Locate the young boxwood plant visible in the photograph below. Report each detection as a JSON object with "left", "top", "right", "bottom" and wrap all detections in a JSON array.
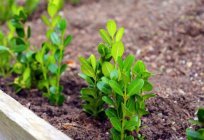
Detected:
[
  {"left": 100, "top": 56, "right": 154, "bottom": 140},
  {"left": 79, "top": 20, "right": 124, "bottom": 117},
  {"left": 0, "top": 13, "right": 16, "bottom": 76},
  {"left": 9, "top": 11, "right": 36, "bottom": 92},
  {"left": 186, "top": 108, "right": 204, "bottom": 140},
  {"left": 37, "top": 0, "right": 72, "bottom": 105},
  {"left": 80, "top": 20, "right": 155, "bottom": 139}
]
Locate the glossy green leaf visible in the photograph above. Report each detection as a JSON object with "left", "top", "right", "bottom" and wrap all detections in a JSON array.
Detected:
[
  {"left": 133, "top": 60, "right": 146, "bottom": 74},
  {"left": 115, "top": 27, "right": 125, "bottom": 42},
  {"left": 123, "top": 55, "right": 135, "bottom": 71},
  {"left": 60, "top": 64, "right": 67, "bottom": 74},
  {"left": 125, "top": 135, "right": 134, "bottom": 140},
  {"left": 81, "top": 88, "right": 96, "bottom": 98},
  {"left": 102, "top": 96, "right": 114, "bottom": 106},
  {"left": 99, "top": 29, "right": 111, "bottom": 44},
  {"left": 110, "top": 128, "right": 120, "bottom": 140},
  {"left": 0, "top": 46, "right": 10, "bottom": 52},
  {"left": 102, "top": 62, "right": 114, "bottom": 77},
  {"left": 109, "top": 80, "right": 123, "bottom": 96},
  {"left": 186, "top": 128, "right": 204, "bottom": 140},
  {"left": 57, "top": 19, "right": 67, "bottom": 32},
  {"left": 16, "top": 27, "right": 25, "bottom": 38},
  {"left": 48, "top": 63, "right": 58, "bottom": 74},
  {"left": 12, "top": 44, "right": 27, "bottom": 53},
  {"left": 110, "top": 69, "right": 119, "bottom": 80},
  {"left": 110, "top": 117, "right": 122, "bottom": 132},
  {"left": 64, "top": 35, "right": 72, "bottom": 46},
  {"left": 41, "top": 15, "right": 50, "bottom": 25},
  {"left": 48, "top": 3, "right": 58, "bottom": 17},
  {"left": 124, "top": 117, "right": 138, "bottom": 131},
  {"left": 111, "top": 41, "right": 124, "bottom": 62},
  {"left": 50, "top": 32, "right": 60, "bottom": 45},
  {"left": 79, "top": 57, "right": 95, "bottom": 78},
  {"left": 97, "top": 81, "right": 111, "bottom": 94},
  {"left": 98, "top": 43, "right": 106, "bottom": 56},
  {"left": 78, "top": 73, "right": 94, "bottom": 85},
  {"left": 105, "top": 108, "right": 117, "bottom": 118},
  {"left": 106, "top": 20, "right": 117, "bottom": 38},
  {"left": 143, "top": 93, "right": 155, "bottom": 100},
  {"left": 127, "top": 79, "right": 144, "bottom": 97},
  {"left": 197, "top": 108, "right": 204, "bottom": 122},
  {"left": 142, "top": 81, "right": 153, "bottom": 91},
  {"left": 122, "top": 103, "right": 133, "bottom": 116},
  {"left": 89, "top": 54, "right": 96, "bottom": 71}
]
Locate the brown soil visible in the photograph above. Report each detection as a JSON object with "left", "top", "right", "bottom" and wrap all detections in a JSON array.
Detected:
[{"left": 1, "top": 0, "right": 204, "bottom": 140}]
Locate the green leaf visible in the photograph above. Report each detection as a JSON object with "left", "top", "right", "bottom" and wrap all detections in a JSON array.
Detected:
[
  {"left": 123, "top": 55, "right": 135, "bottom": 71},
  {"left": 101, "top": 77, "right": 110, "bottom": 84},
  {"left": 16, "top": 27, "right": 25, "bottom": 38},
  {"left": 12, "top": 44, "right": 27, "bottom": 53},
  {"left": 89, "top": 54, "right": 96, "bottom": 71},
  {"left": 197, "top": 108, "right": 204, "bottom": 122},
  {"left": 124, "top": 117, "right": 138, "bottom": 131},
  {"left": 97, "top": 81, "right": 111, "bottom": 94},
  {"left": 117, "top": 56, "right": 123, "bottom": 70},
  {"left": 50, "top": 32, "right": 60, "bottom": 45},
  {"left": 99, "top": 29, "right": 111, "bottom": 44},
  {"left": 141, "top": 71, "right": 152, "bottom": 79},
  {"left": 57, "top": 19, "right": 67, "bottom": 32},
  {"left": 48, "top": 63, "right": 58, "bottom": 74},
  {"left": 106, "top": 20, "right": 117, "bottom": 38},
  {"left": 81, "top": 88, "right": 96, "bottom": 98},
  {"left": 110, "top": 69, "right": 119, "bottom": 80},
  {"left": 78, "top": 73, "right": 94, "bottom": 85},
  {"left": 41, "top": 15, "right": 50, "bottom": 25},
  {"left": 54, "top": 49, "right": 60, "bottom": 61},
  {"left": 110, "top": 117, "right": 122, "bottom": 132},
  {"left": 122, "top": 103, "right": 133, "bottom": 116},
  {"left": 102, "top": 62, "right": 114, "bottom": 77},
  {"left": 142, "top": 81, "right": 153, "bottom": 91},
  {"left": 115, "top": 27, "right": 125, "bottom": 42},
  {"left": 79, "top": 57, "right": 95, "bottom": 79},
  {"left": 98, "top": 43, "right": 106, "bottom": 56},
  {"left": 60, "top": 64, "right": 67, "bottom": 74},
  {"left": 50, "top": 86, "right": 57, "bottom": 94},
  {"left": 110, "top": 128, "right": 121, "bottom": 140},
  {"left": 186, "top": 128, "right": 204, "bottom": 140},
  {"left": 127, "top": 98, "right": 136, "bottom": 113},
  {"left": 48, "top": 3, "right": 58, "bottom": 17},
  {"left": 13, "top": 62, "right": 24, "bottom": 74},
  {"left": 81, "top": 94, "right": 94, "bottom": 103},
  {"left": 105, "top": 108, "right": 117, "bottom": 118},
  {"left": 0, "top": 46, "right": 10, "bottom": 52},
  {"left": 127, "top": 79, "right": 144, "bottom": 97},
  {"left": 64, "top": 35, "right": 72, "bottom": 46},
  {"left": 143, "top": 93, "right": 155, "bottom": 100},
  {"left": 111, "top": 41, "right": 124, "bottom": 62},
  {"left": 102, "top": 96, "right": 114, "bottom": 106},
  {"left": 22, "top": 67, "right": 31, "bottom": 88},
  {"left": 109, "top": 80, "right": 123, "bottom": 96},
  {"left": 133, "top": 60, "right": 146, "bottom": 74},
  {"left": 125, "top": 135, "right": 134, "bottom": 140}
]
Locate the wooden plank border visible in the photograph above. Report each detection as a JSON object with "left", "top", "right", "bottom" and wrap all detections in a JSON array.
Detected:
[{"left": 0, "top": 90, "right": 72, "bottom": 140}]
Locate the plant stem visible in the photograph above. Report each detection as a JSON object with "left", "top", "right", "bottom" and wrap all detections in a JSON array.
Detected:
[
  {"left": 121, "top": 86, "right": 127, "bottom": 140},
  {"left": 42, "top": 63, "right": 50, "bottom": 95}
]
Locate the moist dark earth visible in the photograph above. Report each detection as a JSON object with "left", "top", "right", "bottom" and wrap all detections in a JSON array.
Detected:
[{"left": 1, "top": 0, "right": 204, "bottom": 139}]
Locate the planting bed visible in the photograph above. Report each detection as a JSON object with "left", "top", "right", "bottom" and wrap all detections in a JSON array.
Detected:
[{"left": 1, "top": 0, "right": 204, "bottom": 139}]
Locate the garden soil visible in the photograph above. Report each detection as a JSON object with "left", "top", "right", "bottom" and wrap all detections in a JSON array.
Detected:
[{"left": 1, "top": 0, "right": 204, "bottom": 139}]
